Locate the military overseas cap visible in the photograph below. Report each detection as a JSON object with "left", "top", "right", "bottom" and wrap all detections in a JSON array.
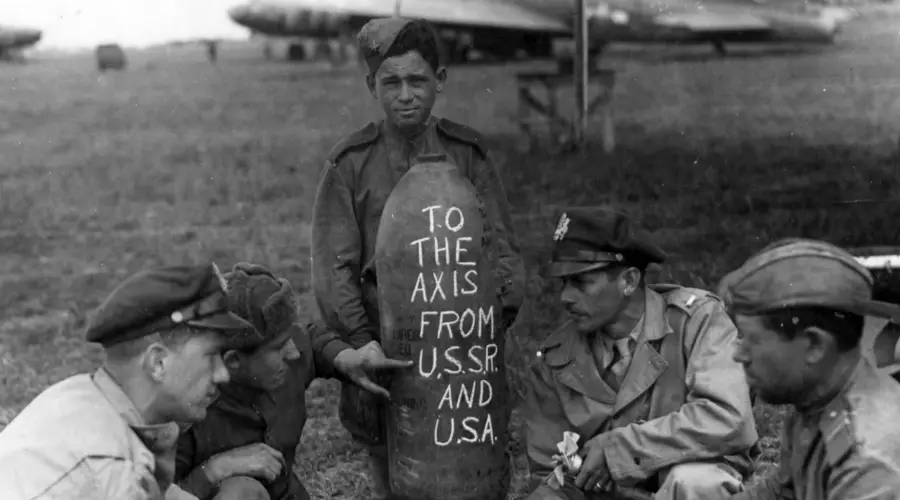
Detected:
[
  {"left": 357, "top": 17, "right": 433, "bottom": 74},
  {"left": 85, "top": 263, "right": 253, "bottom": 347},
  {"left": 545, "top": 206, "right": 667, "bottom": 278},
  {"left": 220, "top": 262, "right": 299, "bottom": 350},
  {"left": 717, "top": 238, "right": 900, "bottom": 322}
]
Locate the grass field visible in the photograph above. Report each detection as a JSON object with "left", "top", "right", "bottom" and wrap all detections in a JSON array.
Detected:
[{"left": 2, "top": 5, "right": 900, "bottom": 499}]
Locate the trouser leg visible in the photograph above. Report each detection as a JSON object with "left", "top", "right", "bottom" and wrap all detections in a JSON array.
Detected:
[
  {"left": 213, "top": 476, "right": 270, "bottom": 500},
  {"left": 654, "top": 462, "right": 744, "bottom": 500}
]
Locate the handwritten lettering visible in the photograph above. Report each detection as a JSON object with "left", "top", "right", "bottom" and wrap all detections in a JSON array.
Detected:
[{"left": 406, "top": 204, "right": 499, "bottom": 448}]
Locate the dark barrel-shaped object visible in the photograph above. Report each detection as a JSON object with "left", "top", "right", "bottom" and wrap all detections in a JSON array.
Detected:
[
  {"left": 851, "top": 246, "right": 900, "bottom": 380},
  {"left": 374, "top": 156, "right": 510, "bottom": 500},
  {"left": 96, "top": 43, "right": 127, "bottom": 71}
]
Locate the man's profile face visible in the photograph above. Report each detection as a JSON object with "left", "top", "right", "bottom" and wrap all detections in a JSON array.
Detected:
[
  {"left": 157, "top": 329, "right": 230, "bottom": 422},
  {"left": 368, "top": 50, "right": 446, "bottom": 132},
  {"left": 560, "top": 268, "right": 627, "bottom": 335},
  {"left": 732, "top": 314, "right": 811, "bottom": 406},
  {"left": 229, "top": 329, "right": 300, "bottom": 392}
]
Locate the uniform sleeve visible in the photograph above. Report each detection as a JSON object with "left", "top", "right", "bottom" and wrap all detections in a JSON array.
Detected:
[
  {"left": 0, "top": 453, "right": 160, "bottom": 500},
  {"left": 174, "top": 428, "right": 218, "bottom": 500},
  {"left": 470, "top": 152, "right": 526, "bottom": 322},
  {"left": 602, "top": 299, "right": 760, "bottom": 483},
  {"left": 824, "top": 452, "right": 900, "bottom": 500},
  {"left": 311, "top": 160, "right": 377, "bottom": 348},
  {"left": 303, "top": 322, "right": 353, "bottom": 386},
  {"left": 523, "top": 360, "right": 568, "bottom": 494}
]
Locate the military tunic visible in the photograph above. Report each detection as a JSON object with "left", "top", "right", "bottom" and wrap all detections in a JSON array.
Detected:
[
  {"left": 732, "top": 358, "right": 900, "bottom": 500},
  {"left": 523, "top": 285, "right": 759, "bottom": 498},
  {"left": 310, "top": 115, "right": 526, "bottom": 444},
  {"left": 174, "top": 324, "right": 351, "bottom": 500}
]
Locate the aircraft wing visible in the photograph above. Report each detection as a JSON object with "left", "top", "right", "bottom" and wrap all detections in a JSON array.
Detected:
[
  {"left": 651, "top": 10, "right": 773, "bottom": 31},
  {"left": 281, "top": 0, "right": 571, "bottom": 32}
]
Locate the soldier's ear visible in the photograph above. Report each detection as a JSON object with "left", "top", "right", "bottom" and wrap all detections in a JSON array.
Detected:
[
  {"left": 435, "top": 66, "right": 447, "bottom": 91},
  {"left": 222, "top": 349, "right": 242, "bottom": 370},
  {"left": 620, "top": 267, "right": 642, "bottom": 296},
  {"left": 801, "top": 326, "right": 832, "bottom": 364},
  {"left": 366, "top": 73, "right": 377, "bottom": 98},
  {"left": 144, "top": 343, "right": 170, "bottom": 382}
]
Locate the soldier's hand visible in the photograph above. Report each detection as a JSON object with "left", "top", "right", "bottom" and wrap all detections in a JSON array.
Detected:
[
  {"left": 207, "top": 443, "right": 285, "bottom": 483},
  {"left": 574, "top": 434, "right": 613, "bottom": 493},
  {"left": 333, "top": 341, "right": 414, "bottom": 399}
]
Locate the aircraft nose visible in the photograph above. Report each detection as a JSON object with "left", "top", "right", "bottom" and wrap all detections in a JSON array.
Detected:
[
  {"left": 228, "top": 4, "right": 252, "bottom": 23},
  {"left": 26, "top": 30, "right": 42, "bottom": 44}
]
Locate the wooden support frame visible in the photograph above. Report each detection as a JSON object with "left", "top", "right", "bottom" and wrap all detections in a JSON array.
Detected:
[
  {"left": 514, "top": 0, "right": 616, "bottom": 153},
  {"left": 515, "top": 67, "right": 616, "bottom": 153}
]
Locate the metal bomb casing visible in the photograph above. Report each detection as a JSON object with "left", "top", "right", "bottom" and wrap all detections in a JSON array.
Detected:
[{"left": 374, "top": 156, "right": 510, "bottom": 500}]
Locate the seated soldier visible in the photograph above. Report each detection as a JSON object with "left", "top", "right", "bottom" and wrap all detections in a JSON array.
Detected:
[
  {"left": 523, "top": 207, "right": 759, "bottom": 500},
  {"left": 174, "top": 263, "right": 413, "bottom": 500}
]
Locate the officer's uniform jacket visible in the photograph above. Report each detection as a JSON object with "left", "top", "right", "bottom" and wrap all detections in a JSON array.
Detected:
[
  {"left": 310, "top": 115, "right": 526, "bottom": 445},
  {"left": 733, "top": 358, "right": 900, "bottom": 500},
  {"left": 524, "top": 285, "right": 759, "bottom": 491},
  {"left": 0, "top": 368, "right": 196, "bottom": 500}
]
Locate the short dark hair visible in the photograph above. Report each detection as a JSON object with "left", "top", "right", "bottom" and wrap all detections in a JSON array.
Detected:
[
  {"left": 381, "top": 19, "right": 443, "bottom": 73},
  {"left": 760, "top": 306, "right": 864, "bottom": 352}
]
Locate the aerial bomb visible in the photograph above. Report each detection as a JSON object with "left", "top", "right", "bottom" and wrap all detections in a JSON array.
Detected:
[{"left": 374, "top": 155, "right": 510, "bottom": 500}]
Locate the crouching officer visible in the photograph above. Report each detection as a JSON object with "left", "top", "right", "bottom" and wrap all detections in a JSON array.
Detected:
[
  {"left": 174, "top": 263, "right": 413, "bottom": 500},
  {"left": 311, "top": 16, "right": 525, "bottom": 499},
  {"left": 523, "top": 206, "right": 759, "bottom": 500},
  {"left": 718, "top": 238, "right": 900, "bottom": 499},
  {"left": 0, "top": 263, "right": 250, "bottom": 499}
]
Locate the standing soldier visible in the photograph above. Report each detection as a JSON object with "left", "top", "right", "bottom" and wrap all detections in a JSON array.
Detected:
[
  {"left": 718, "top": 238, "right": 900, "bottom": 499},
  {"left": 0, "top": 263, "right": 250, "bottom": 499},
  {"left": 173, "top": 263, "right": 413, "bottom": 500},
  {"left": 524, "top": 207, "right": 759, "bottom": 500},
  {"left": 310, "top": 16, "right": 526, "bottom": 499}
]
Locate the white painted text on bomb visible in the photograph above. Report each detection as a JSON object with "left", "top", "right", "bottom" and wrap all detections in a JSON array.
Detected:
[
  {"left": 417, "top": 343, "right": 499, "bottom": 377},
  {"left": 417, "top": 308, "right": 495, "bottom": 339}
]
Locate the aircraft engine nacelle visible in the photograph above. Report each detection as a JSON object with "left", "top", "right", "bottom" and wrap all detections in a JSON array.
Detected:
[{"left": 284, "top": 9, "right": 349, "bottom": 38}]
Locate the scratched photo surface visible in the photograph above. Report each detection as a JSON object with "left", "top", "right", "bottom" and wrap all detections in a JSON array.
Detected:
[{"left": 2, "top": 1, "right": 900, "bottom": 498}]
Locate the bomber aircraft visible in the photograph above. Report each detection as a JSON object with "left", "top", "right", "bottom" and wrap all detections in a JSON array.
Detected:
[
  {"left": 226, "top": 0, "right": 857, "bottom": 63},
  {"left": 0, "top": 24, "right": 43, "bottom": 63}
]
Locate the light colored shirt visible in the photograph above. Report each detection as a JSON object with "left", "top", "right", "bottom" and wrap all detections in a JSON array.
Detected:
[{"left": 0, "top": 368, "right": 197, "bottom": 500}]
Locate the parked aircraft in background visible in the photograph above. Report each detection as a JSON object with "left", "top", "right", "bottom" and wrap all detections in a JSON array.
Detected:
[
  {"left": 226, "top": 0, "right": 857, "bottom": 63},
  {"left": 0, "top": 24, "right": 42, "bottom": 63}
]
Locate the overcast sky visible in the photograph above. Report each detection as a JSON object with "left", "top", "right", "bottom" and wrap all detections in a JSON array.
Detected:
[{"left": 1, "top": 0, "right": 250, "bottom": 49}]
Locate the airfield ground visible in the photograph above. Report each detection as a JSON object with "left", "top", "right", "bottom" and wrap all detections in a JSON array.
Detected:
[{"left": 2, "top": 4, "right": 900, "bottom": 499}]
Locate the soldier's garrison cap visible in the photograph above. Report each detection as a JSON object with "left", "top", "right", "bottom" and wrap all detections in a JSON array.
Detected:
[
  {"left": 220, "top": 262, "right": 299, "bottom": 350},
  {"left": 717, "top": 238, "right": 900, "bottom": 322},
  {"left": 545, "top": 206, "right": 667, "bottom": 278},
  {"left": 86, "top": 263, "right": 252, "bottom": 347},
  {"left": 357, "top": 17, "right": 436, "bottom": 74}
]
